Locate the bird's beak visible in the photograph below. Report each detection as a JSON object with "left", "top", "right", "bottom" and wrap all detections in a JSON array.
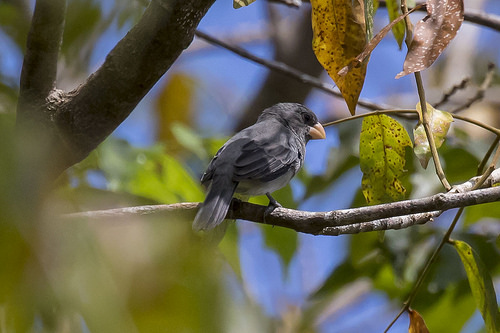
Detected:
[{"left": 309, "top": 122, "right": 326, "bottom": 140}]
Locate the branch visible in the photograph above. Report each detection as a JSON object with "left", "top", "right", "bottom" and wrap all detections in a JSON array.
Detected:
[
  {"left": 54, "top": 0, "right": 215, "bottom": 169},
  {"left": 17, "top": 0, "right": 66, "bottom": 118},
  {"left": 450, "top": 62, "right": 497, "bottom": 113},
  {"left": 194, "top": 30, "right": 391, "bottom": 112},
  {"left": 269, "top": 1, "right": 500, "bottom": 32},
  {"left": 376, "top": 1, "right": 500, "bottom": 32},
  {"left": 64, "top": 169, "right": 500, "bottom": 236}
]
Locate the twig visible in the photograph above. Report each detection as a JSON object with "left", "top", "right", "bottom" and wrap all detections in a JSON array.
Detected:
[
  {"left": 434, "top": 78, "right": 470, "bottom": 108},
  {"left": 194, "top": 30, "right": 390, "bottom": 111},
  {"left": 282, "top": 0, "right": 500, "bottom": 32},
  {"left": 63, "top": 169, "right": 500, "bottom": 236},
  {"left": 478, "top": 136, "right": 500, "bottom": 174},
  {"left": 322, "top": 109, "right": 416, "bottom": 127},
  {"left": 377, "top": 1, "right": 500, "bottom": 32},
  {"left": 451, "top": 63, "right": 497, "bottom": 113}
]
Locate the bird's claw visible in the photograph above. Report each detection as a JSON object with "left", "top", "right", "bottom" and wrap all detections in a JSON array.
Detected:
[{"left": 263, "top": 193, "right": 282, "bottom": 223}]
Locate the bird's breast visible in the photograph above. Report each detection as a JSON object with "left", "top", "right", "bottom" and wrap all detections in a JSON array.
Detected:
[{"left": 235, "top": 169, "right": 296, "bottom": 196}]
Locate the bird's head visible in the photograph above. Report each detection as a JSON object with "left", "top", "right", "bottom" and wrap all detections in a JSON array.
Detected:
[{"left": 259, "top": 103, "right": 326, "bottom": 142}]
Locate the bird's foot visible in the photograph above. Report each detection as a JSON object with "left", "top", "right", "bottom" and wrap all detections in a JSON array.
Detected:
[{"left": 264, "top": 193, "right": 282, "bottom": 223}]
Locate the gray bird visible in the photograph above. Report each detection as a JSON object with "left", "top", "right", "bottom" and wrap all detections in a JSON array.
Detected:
[{"left": 193, "top": 103, "right": 326, "bottom": 231}]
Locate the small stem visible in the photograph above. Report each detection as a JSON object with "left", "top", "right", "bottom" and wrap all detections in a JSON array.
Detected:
[
  {"left": 321, "top": 109, "right": 417, "bottom": 127},
  {"left": 451, "top": 114, "right": 500, "bottom": 136},
  {"left": 477, "top": 137, "right": 500, "bottom": 174},
  {"left": 416, "top": 73, "right": 452, "bottom": 190},
  {"left": 400, "top": 0, "right": 451, "bottom": 190}
]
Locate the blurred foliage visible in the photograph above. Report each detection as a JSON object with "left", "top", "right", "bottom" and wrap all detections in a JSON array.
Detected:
[{"left": 1, "top": 0, "right": 500, "bottom": 332}]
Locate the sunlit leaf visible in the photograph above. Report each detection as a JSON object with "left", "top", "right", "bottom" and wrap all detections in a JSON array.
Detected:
[
  {"left": 408, "top": 309, "right": 430, "bottom": 333},
  {"left": 386, "top": 0, "right": 405, "bottom": 49},
  {"left": 452, "top": 240, "right": 500, "bottom": 333},
  {"left": 359, "top": 114, "right": 412, "bottom": 204},
  {"left": 413, "top": 103, "right": 453, "bottom": 169},
  {"left": 311, "top": 0, "right": 368, "bottom": 115},
  {"left": 338, "top": 4, "right": 422, "bottom": 77},
  {"left": 396, "top": 0, "right": 464, "bottom": 78},
  {"left": 233, "top": 0, "right": 256, "bottom": 9}
]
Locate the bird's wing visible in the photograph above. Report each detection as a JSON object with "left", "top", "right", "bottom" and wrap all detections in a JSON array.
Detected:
[
  {"left": 232, "top": 134, "right": 301, "bottom": 182},
  {"left": 200, "top": 145, "right": 225, "bottom": 185}
]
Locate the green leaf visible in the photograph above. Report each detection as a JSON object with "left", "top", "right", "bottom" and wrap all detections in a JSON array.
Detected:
[
  {"left": 385, "top": 0, "right": 405, "bottom": 49},
  {"left": 359, "top": 114, "right": 413, "bottom": 204},
  {"left": 441, "top": 146, "right": 479, "bottom": 184},
  {"left": 413, "top": 103, "right": 453, "bottom": 169},
  {"left": 419, "top": 282, "right": 476, "bottom": 332},
  {"left": 261, "top": 185, "right": 298, "bottom": 268},
  {"left": 233, "top": 0, "right": 256, "bottom": 9},
  {"left": 218, "top": 222, "right": 241, "bottom": 278},
  {"left": 364, "top": 0, "right": 376, "bottom": 41},
  {"left": 262, "top": 225, "right": 298, "bottom": 268},
  {"left": 452, "top": 240, "right": 500, "bottom": 333},
  {"left": 311, "top": 0, "right": 368, "bottom": 114}
]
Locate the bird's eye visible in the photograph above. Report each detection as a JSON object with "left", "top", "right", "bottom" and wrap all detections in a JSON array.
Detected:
[{"left": 302, "top": 113, "right": 312, "bottom": 123}]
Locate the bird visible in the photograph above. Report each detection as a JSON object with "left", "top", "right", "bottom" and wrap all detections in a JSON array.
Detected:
[{"left": 193, "top": 103, "right": 326, "bottom": 231}]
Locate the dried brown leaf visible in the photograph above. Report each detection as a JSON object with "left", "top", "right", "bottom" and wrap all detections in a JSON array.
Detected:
[
  {"left": 396, "top": 0, "right": 464, "bottom": 79},
  {"left": 408, "top": 309, "right": 430, "bottom": 333}
]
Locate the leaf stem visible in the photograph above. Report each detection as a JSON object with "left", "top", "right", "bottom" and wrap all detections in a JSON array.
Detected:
[{"left": 400, "top": 0, "right": 451, "bottom": 190}]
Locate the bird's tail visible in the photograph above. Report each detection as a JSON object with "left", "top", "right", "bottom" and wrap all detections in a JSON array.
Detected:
[{"left": 193, "top": 177, "right": 237, "bottom": 231}]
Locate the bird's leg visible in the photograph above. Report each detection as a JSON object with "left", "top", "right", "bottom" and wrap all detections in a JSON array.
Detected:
[{"left": 264, "top": 192, "right": 282, "bottom": 223}]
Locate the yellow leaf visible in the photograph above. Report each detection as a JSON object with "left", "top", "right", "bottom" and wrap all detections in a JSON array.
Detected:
[
  {"left": 413, "top": 103, "right": 453, "bottom": 168},
  {"left": 311, "top": 0, "right": 368, "bottom": 115},
  {"left": 155, "top": 73, "right": 196, "bottom": 156},
  {"left": 233, "top": 0, "right": 256, "bottom": 9},
  {"left": 408, "top": 309, "right": 430, "bottom": 333}
]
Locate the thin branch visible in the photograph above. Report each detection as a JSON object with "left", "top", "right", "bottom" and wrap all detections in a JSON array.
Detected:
[
  {"left": 377, "top": 0, "right": 500, "bottom": 32},
  {"left": 450, "top": 63, "right": 497, "bottom": 113},
  {"left": 270, "top": 0, "right": 500, "bottom": 32},
  {"left": 17, "top": 0, "right": 66, "bottom": 116},
  {"left": 194, "top": 30, "right": 391, "bottom": 111},
  {"left": 434, "top": 77, "right": 470, "bottom": 108},
  {"left": 64, "top": 169, "right": 500, "bottom": 236}
]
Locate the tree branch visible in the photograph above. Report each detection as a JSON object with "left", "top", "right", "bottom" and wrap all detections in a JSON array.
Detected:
[
  {"left": 64, "top": 169, "right": 500, "bottom": 236},
  {"left": 53, "top": 0, "right": 215, "bottom": 170},
  {"left": 17, "top": 0, "right": 66, "bottom": 119}
]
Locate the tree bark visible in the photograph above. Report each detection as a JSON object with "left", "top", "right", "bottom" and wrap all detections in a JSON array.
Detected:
[{"left": 17, "top": 0, "right": 216, "bottom": 180}]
